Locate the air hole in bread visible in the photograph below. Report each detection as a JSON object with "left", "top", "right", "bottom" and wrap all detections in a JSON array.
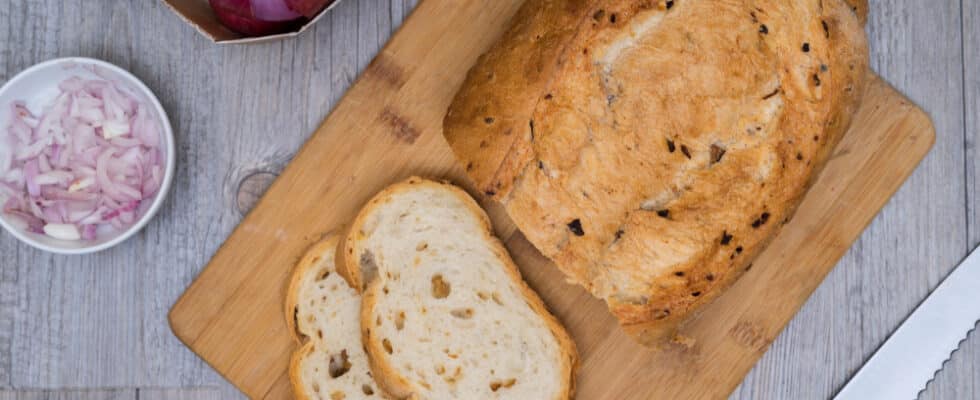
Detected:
[
  {"left": 376, "top": 315, "right": 382, "bottom": 326},
  {"left": 451, "top": 308, "right": 474, "bottom": 319},
  {"left": 383, "top": 286, "right": 389, "bottom": 294},
  {"left": 316, "top": 269, "right": 330, "bottom": 280},
  {"left": 328, "top": 350, "right": 352, "bottom": 378},
  {"left": 382, "top": 338, "right": 393, "bottom": 354},
  {"left": 710, "top": 144, "right": 726, "bottom": 164},
  {"left": 312, "top": 383, "right": 320, "bottom": 393},
  {"left": 317, "top": 330, "right": 323, "bottom": 339},
  {"left": 361, "top": 384, "right": 374, "bottom": 395},
  {"left": 490, "top": 378, "right": 517, "bottom": 392},
  {"left": 491, "top": 292, "right": 503, "bottom": 305},
  {"left": 435, "top": 364, "right": 446, "bottom": 375},
  {"left": 359, "top": 250, "right": 378, "bottom": 290},
  {"left": 691, "top": 291, "right": 701, "bottom": 297},
  {"left": 416, "top": 242, "right": 429, "bottom": 251},
  {"left": 395, "top": 311, "right": 406, "bottom": 330},
  {"left": 330, "top": 391, "right": 345, "bottom": 400},
  {"left": 444, "top": 366, "right": 463, "bottom": 384},
  {"left": 477, "top": 291, "right": 490, "bottom": 301},
  {"left": 653, "top": 309, "right": 671, "bottom": 320},
  {"left": 431, "top": 275, "right": 451, "bottom": 298}
]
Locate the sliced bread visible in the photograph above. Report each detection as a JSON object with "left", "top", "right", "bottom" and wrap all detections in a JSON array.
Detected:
[
  {"left": 342, "top": 177, "right": 578, "bottom": 400},
  {"left": 285, "top": 234, "right": 390, "bottom": 400}
]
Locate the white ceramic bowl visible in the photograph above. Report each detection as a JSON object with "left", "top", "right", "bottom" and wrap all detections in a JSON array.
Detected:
[{"left": 0, "top": 57, "right": 175, "bottom": 254}]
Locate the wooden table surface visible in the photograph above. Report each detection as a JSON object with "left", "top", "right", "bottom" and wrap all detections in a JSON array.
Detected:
[{"left": 0, "top": 1, "right": 975, "bottom": 399}]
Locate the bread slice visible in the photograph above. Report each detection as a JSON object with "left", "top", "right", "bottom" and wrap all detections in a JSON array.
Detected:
[
  {"left": 342, "top": 177, "right": 577, "bottom": 400},
  {"left": 443, "top": 0, "right": 869, "bottom": 347},
  {"left": 285, "top": 234, "right": 390, "bottom": 400}
]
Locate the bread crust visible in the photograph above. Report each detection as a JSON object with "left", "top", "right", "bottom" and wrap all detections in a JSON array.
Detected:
[
  {"left": 844, "top": 0, "right": 869, "bottom": 25},
  {"left": 288, "top": 342, "right": 317, "bottom": 400},
  {"left": 285, "top": 235, "right": 341, "bottom": 400},
  {"left": 444, "top": 0, "right": 869, "bottom": 347},
  {"left": 285, "top": 235, "right": 341, "bottom": 345},
  {"left": 347, "top": 177, "right": 579, "bottom": 400}
]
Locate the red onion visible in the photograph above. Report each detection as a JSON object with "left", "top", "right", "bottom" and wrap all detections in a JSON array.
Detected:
[
  {"left": 251, "top": 0, "right": 302, "bottom": 21},
  {"left": 1, "top": 76, "right": 164, "bottom": 241},
  {"left": 209, "top": 0, "right": 306, "bottom": 37},
  {"left": 284, "top": 0, "right": 334, "bottom": 18}
]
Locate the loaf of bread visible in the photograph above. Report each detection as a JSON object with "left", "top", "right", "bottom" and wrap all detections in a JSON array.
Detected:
[
  {"left": 443, "top": 0, "right": 869, "bottom": 347},
  {"left": 285, "top": 235, "right": 390, "bottom": 400},
  {"left": 341, "top": 177, "right": 578, "bottom": 399}
]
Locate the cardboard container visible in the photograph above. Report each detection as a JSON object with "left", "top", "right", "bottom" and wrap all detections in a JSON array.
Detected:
[{"left": 162, "top": 0, "right": 340, "bottom": 44}]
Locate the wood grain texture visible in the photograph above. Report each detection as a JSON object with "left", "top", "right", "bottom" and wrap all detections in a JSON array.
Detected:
[
  {"left": 0, "top": 390, "right": 132, "bottom": 400},
  {"left": 0, "top": 1, "right": 975, "bottom": 399},
  {"left": 167, "top": 1, "right": 934, "bottom": 398},
  {"left": 138, "top": 387, "right": 241, "bottom": 400},
  {"left": 930, "top": 0, "right": 980, "bottom": 399}
]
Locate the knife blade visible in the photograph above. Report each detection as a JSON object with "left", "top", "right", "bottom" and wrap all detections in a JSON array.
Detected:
[{"left": 834, "top": 245, "right": 980, "bottom": 400}]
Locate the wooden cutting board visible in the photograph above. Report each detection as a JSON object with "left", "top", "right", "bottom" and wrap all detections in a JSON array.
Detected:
[{"left": 168, "top": 1, "right": 935, "bottom": 399}]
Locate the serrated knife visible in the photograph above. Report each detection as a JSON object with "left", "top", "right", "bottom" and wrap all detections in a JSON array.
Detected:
[{"left": 834, "top": 245, "right": 980, "bottom": 400}]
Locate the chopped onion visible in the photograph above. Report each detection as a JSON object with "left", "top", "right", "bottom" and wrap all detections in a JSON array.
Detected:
[
  {"left": 43, "top": 223, "right": 80, "bottom": 240},
  {"left": 2, "top": 76, "right": 165, "bottom": 241}
]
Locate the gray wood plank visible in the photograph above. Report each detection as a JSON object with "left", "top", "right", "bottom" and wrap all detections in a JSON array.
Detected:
[
  {"left": 0, "top": 390, "right": 132, "bottom": 400},
  {"left": 965, "top": 0, "right": 980, "bottom": 266},
  {"left": 734, "top": 0, "right": 972, "bottom": 399},
  {"left": 2, "top": 0, "right": 223, "bottom": 389},
  {"left": 138, "top": 385, "right": 241, "bottom": 400},
  {"left": 933, "top": 0, "right": 980, "bottom": 399}
]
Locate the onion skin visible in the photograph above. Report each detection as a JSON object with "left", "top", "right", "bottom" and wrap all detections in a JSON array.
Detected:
[
  {"left": 251, "top": 0, "right": 302, "bottom": 21},
  {"left": 209, "top": 0, "right": 306, "bottom": 37},
  {"left": 284, "top": 0, "right": 334, "bottom": 18}
]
